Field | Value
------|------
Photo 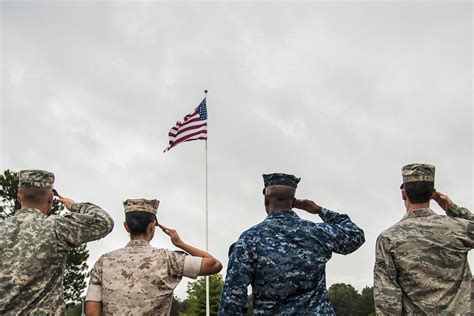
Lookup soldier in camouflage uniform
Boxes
[218,173,365,315]
[0,169,114,315]
[374,163,473,314]
[85,198,222,315]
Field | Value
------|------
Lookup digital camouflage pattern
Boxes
[123,198,160,214]
[0,203,114,315]
[262,173,301,189]
[18,169,55,189]
[86,239,202,315]
[219,208,365,315]
[401,163,435,183]
[374,204,473,315]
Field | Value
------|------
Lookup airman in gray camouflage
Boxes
[85,198,222,315]
[0,169,114,315]
[374,163,473,314]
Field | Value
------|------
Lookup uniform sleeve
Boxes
[318,208,365,254]
[374,235,402,315]
[55,202,114,252]
[183,256,203,279]
[85,256,103,302]
[447,204,474,248]
[447,204,474,220]
[218,238,255,316]
[167,251,187,279]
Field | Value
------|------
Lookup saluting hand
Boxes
[294,199,322,214]
[158,224,184,247]
[58,195,76,211]
[431,191,454,212]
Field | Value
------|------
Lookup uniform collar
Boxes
[126,239,150,247]
[266,210,299,219]
[402,208,436,220]
[16,208,46,216]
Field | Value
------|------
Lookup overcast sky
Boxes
[1,1,472,299]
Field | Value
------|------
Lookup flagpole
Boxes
[204,90,210,316]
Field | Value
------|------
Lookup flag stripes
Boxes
[164,98,207,152]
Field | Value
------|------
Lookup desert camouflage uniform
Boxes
[86,239,202,315]
[219,208,365,315]
[374,204,473,315]
[0,202,114,315]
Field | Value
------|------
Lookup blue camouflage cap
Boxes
[18,169,55,189]
[263,173,301,189]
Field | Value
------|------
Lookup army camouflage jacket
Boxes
[0,203,114,315]
[374,204,473,315]
[219,208,365,315]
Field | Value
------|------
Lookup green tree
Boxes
[183,274,224,316]
[329,283,361,315]
[357,286,375,316]
[171,295,189,316]
[328,283,375,316]
[0,169,89,306]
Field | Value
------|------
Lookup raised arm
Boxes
[294,199,365,254]
[159,224,222,276]
[432,191,474,220]
[55,196,114,251]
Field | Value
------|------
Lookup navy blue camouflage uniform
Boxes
[219,208,365,315]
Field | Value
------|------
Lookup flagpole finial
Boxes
[204,90,208,94]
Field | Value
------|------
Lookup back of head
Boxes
[19,187,51,205]
[18,169,55,210]
[262,173,300,212]
[402,181,434,204]
[125,211,156,235]
[123,198,159,237]
[401,163,435,204]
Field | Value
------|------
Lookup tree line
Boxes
[171,275,375,315]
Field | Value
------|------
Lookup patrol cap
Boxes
[123,198,160,215]
[263,173,301,189]
[18,169,55,189]
[401,163,435,184]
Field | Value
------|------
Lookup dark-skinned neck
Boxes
[267,208,292,215]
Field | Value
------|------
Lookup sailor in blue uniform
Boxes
[219,173,365,315]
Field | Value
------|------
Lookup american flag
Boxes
[164,98,208,152]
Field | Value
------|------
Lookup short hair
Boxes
[402,181,434,203]
[264,186,296,201]
[125,211,155,235]
[19,187,51,204]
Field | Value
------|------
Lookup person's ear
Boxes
[401,189,407,201]
[147,221,155,233]
[123,222,130,233]
[48,191,54,205]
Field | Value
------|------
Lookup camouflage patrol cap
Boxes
[263,173,301,189]
[18,169,55,189]
[123,198,160,214]
[402,163,435,183]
